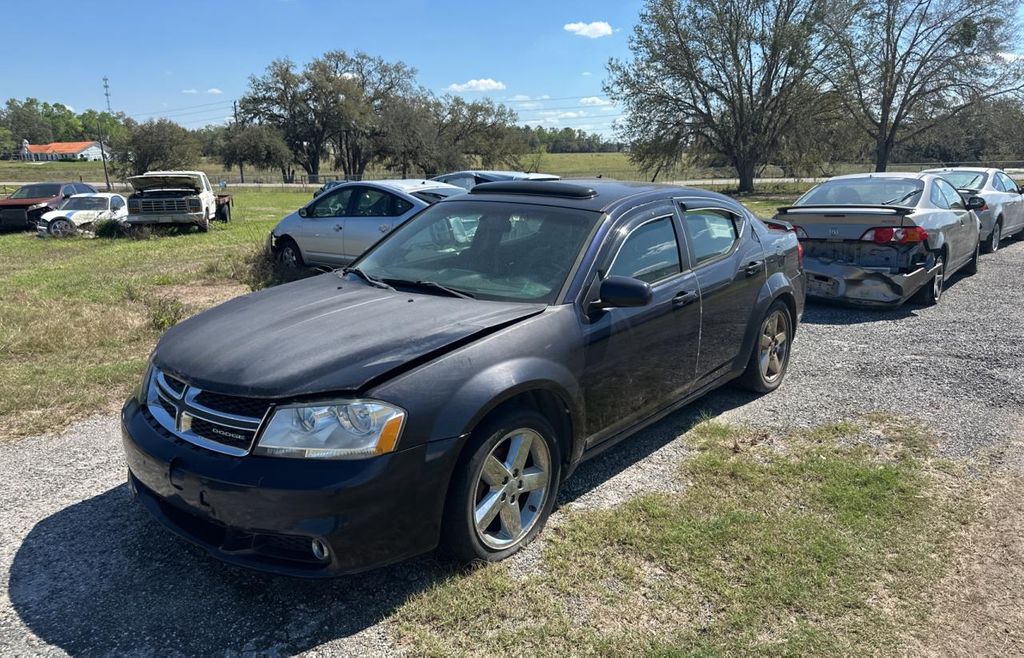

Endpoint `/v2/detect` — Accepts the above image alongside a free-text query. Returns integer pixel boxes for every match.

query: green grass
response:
[0,189,309,437]
[396,418,965,656]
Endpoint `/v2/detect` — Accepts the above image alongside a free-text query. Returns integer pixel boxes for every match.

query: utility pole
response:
[99,77,112,191]
[232,100,243,184]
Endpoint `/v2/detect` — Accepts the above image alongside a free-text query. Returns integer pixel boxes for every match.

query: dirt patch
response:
[907,441,1024,656]
[155,281,250,311]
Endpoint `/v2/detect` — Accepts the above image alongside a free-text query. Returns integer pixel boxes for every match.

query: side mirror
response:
[966,196,986,211]
[592,275,653,310]
[298,207,308,218]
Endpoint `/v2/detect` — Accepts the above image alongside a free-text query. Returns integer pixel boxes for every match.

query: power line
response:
[127,99,235,119]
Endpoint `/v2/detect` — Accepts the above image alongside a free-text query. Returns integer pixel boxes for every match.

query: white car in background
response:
[432,170,561,191]
[37,193,128,237]
[270,179,465,268]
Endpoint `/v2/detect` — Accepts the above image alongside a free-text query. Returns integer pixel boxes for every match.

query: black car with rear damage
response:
[121,180,805,577]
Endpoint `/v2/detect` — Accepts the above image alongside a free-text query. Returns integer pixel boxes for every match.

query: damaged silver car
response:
[774,173,981,306]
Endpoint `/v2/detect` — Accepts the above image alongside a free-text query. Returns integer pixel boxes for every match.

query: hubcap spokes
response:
[758,311,788,382]
[993,228,1000,251]
[473,429,550,550]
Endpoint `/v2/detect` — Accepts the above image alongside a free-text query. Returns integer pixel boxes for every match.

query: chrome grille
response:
[146,369,272,456]
[139,199,190,213]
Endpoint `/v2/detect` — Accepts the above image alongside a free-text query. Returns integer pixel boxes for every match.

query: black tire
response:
[964,238,980,276]
[913,251,944,306]
[980,219,1001,254]
[217,203,231,222]
[440,408,562,564]
[47,218,76,237]
[735,299,793,394]
[198,210,210,233]
[276,237,304,269]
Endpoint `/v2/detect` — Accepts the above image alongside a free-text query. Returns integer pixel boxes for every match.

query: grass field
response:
[395,418,969,655]
[0,152,940,190]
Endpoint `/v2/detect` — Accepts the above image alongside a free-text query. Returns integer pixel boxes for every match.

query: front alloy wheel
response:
[442,409,562,563]
[473,429,551,550]
[48,218,75,237]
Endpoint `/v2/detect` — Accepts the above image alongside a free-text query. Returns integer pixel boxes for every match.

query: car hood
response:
[0,196,54,207]
[40,209,104,224]
[128,175,201,192]
[153,273,546,398]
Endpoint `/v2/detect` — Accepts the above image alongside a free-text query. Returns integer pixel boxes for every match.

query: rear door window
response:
[682,209,739,265]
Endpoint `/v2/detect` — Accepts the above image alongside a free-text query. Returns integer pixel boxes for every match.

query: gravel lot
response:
[2,238,1023,656]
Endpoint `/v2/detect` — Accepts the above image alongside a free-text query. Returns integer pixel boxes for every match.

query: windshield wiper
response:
[382,278,475,299]
[881,190,921,206]
[341,267,395,291]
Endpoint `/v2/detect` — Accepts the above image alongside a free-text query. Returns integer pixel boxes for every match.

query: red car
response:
[0,182,97,229]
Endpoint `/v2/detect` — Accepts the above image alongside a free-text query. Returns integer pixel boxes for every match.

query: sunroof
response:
[469,181,598,199]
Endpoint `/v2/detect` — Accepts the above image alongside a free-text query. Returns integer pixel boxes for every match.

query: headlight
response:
[28,202,48,211]
[136,361,155,404]
[254,400,406,460]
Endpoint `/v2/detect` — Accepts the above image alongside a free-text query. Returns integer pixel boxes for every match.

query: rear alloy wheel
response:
[442,409,561,563]
[736,300,793,393]
[964,239,980,276]
[47,218,76,237]
[982,221,1000,254]
[915,252,944,306]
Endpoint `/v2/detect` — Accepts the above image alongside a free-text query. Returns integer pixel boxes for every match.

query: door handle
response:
[334,224,343,231]
[743,260,764,277]
[672,290,698,308]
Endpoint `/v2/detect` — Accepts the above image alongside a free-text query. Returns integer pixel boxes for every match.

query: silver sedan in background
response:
[270,179,465,268]
[922,167,1024,253]
[774,173,982,307]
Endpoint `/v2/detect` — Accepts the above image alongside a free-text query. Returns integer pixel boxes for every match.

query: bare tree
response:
[607,0,835,192]
[828,0,1024,171]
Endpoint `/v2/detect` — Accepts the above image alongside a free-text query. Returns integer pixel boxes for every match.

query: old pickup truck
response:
[126,171,232,231]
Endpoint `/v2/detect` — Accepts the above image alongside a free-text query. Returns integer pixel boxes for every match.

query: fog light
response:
[311,538,330,561]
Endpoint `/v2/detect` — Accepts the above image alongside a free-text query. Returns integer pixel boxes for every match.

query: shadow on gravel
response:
[9,388,757,655]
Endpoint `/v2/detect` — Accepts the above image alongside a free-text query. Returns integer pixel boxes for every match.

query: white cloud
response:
[447,78,506,92]
[206,88,223,95]
[510,94,532,101]
[999,51,1023,62]
[580,96,612,106]
[564,21,613,39]
[582,71,592,76]
[181,89,198,94]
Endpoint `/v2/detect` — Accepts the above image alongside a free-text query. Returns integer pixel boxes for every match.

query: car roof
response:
[339,179,463,194]
[826,172,929,182]
[451,178,740,214]
[68,192,122,199]
[921,166,993,174]
[139,170,206,177]
[437,170,559,179]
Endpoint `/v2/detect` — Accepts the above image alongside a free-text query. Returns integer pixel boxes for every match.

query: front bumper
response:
[121,398,461,578]
[126,212,204,226]
[804,258,937,307]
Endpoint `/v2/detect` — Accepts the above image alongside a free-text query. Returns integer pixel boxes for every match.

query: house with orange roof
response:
[19,140,108,162]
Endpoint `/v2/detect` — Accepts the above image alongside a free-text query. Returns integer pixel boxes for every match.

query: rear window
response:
[797,179,924,207]
[10,184,61,199]
[938,171,986,190]
[412,188,465,204]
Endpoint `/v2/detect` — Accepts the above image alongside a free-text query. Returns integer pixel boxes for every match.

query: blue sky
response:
[8,0,643,136]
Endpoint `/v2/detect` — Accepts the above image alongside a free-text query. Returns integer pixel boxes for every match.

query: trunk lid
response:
[774,206,914,241]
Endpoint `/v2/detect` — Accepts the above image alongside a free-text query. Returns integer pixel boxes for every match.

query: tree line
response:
[607,0,1024,191]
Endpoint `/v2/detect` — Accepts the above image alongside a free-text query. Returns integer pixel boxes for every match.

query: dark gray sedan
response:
[922,167,1024,253]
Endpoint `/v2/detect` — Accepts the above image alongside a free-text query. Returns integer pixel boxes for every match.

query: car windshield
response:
[60,196,108,210]
[796,178,924,207]
[10,184,61,199]
[354,199,601,304]
[411,188,465,204]
[937,171,987,190]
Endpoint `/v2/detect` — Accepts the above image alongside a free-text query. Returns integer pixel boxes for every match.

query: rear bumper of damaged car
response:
[803,258,937,306]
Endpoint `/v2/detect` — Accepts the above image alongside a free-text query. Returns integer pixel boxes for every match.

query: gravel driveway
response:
[2,239,1022,656]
